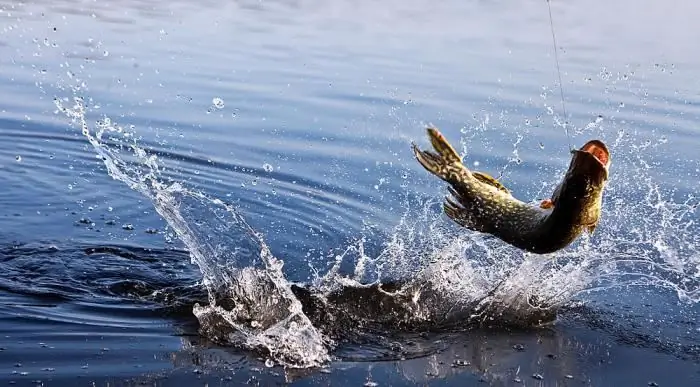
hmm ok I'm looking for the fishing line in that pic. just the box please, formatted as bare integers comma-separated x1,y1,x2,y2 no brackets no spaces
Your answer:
546,0,573,151
498,1,572,180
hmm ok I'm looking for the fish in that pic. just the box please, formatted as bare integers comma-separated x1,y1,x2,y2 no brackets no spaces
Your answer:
412,127,611,254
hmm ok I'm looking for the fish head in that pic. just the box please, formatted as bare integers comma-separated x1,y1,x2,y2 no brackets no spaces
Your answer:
568,139,610,184
550,140,611,232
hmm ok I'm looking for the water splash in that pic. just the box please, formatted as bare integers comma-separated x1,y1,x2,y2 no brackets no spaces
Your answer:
309,118,700,328
311,194,591,328
52,91,700,367
53,96,330,368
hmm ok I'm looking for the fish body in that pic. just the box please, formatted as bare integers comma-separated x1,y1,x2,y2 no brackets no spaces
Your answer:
412,128,610,254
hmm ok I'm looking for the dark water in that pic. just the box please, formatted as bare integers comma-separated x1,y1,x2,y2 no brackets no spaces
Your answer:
1,0,700,385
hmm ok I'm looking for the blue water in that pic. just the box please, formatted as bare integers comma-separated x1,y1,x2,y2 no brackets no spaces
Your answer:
1,0,700,385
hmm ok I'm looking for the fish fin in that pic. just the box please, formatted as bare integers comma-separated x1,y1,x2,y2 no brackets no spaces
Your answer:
585,223,597,234
413,127,485,233
442,187,487,232
472,171,511,194
412,127,470,182
539,198,554,209
427,127,462,164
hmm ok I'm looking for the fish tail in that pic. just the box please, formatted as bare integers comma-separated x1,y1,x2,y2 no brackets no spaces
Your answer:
412,127,468,182
413,127,489,233
427,127,462,164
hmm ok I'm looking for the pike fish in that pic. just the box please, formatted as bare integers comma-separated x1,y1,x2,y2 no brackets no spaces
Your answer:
412,127,610,254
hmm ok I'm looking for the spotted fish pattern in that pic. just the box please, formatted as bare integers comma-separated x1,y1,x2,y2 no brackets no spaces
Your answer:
412,127,610,254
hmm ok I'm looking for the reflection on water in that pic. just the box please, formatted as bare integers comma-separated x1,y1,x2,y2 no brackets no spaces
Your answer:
1,0,700,383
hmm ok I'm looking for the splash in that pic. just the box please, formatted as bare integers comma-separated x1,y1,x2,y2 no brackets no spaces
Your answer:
53,92,700,367
313,195,592,328
53,96,330,368
311,114,700,328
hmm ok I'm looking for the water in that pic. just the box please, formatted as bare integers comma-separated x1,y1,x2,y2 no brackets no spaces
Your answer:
1,0,700,384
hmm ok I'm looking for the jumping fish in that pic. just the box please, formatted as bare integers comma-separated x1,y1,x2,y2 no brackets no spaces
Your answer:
412,127,610,254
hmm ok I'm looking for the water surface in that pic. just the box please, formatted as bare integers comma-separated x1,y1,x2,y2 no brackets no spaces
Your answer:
1,0,699,385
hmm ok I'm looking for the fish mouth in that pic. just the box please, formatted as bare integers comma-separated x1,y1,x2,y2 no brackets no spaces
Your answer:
569,139,611,181
580,140,610,168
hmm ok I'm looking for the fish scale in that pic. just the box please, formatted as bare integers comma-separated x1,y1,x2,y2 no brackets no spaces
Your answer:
412,127,611,254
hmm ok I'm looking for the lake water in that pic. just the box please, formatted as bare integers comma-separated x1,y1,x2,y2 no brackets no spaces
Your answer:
1,0,699,385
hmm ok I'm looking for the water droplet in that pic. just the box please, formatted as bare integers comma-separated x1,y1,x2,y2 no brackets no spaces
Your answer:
251,179,258,186
103,50,109,57
15,155,21,162
401,172,408,179
212,97,224,109
539,142,545,149
619,102,625,108
264,359,274,368
473,161,480,167
262,163,273,172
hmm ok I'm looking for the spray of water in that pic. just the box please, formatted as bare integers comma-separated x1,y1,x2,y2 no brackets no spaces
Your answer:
53,91,700,367
53,96,330,368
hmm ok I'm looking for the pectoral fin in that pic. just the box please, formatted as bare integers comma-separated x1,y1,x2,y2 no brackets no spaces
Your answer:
586,223,597,234
539,199,554,209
